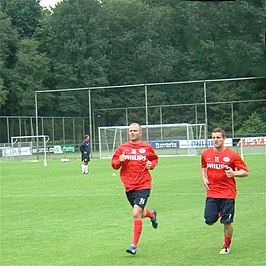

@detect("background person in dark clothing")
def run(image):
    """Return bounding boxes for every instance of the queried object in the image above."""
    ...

[79,135,91,174]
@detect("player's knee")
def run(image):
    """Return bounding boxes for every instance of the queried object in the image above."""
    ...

[132,206,143,219]
[205,215,218,225]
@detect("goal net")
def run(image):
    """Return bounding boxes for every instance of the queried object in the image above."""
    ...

[11,135,50,165]
[236,137,266,160]
[98,123,206,158]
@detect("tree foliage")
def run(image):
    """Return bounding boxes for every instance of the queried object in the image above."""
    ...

[0,0,42,38]
[9,39,50,115]
[0,0,265,135]
[236,112,266,136]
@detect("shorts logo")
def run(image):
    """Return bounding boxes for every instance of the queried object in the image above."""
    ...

[139,198,145,205]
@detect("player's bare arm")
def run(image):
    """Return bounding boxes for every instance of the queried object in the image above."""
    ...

[225,167,249,178]
[201,168,210,190]
[119,152,126,162]
[146,160,152,170]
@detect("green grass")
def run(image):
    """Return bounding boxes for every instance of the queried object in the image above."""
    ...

[1,155,265,265]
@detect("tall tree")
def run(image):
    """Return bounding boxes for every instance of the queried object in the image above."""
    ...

[35,0,108,88]
[101,0,181,85]
[0,0,42,39]
[0,8,18,112]
[34,0,110,116]
[8,39,50,115]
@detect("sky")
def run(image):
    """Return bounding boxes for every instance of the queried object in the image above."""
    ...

[40,0,62,8]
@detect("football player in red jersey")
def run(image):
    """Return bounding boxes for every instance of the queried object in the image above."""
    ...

[201,127,249,254]
[111,123,159,255]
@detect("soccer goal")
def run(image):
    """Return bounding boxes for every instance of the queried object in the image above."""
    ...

[11,135,50,166]
[98,123,206,158]
[236,136,266,160]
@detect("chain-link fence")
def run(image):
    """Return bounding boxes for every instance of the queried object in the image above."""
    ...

[1,96,265,157]
[1,77,265,160]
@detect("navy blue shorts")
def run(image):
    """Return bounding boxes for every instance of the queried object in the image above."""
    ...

[126,189,150,209]
[204,198,235,225]
[81,153,90,162]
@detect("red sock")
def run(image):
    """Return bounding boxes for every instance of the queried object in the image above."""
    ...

[144,208,154,219]
[224,235,232,248]
[132,220,142,247]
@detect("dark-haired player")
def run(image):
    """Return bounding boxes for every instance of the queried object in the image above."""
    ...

[79,135,90,174]
[201,127,249,254]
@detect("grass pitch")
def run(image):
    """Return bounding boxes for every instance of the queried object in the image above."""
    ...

[1,155,265,265]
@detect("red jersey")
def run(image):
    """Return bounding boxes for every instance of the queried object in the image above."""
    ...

[201,147,248,199]
[111,141,158,192]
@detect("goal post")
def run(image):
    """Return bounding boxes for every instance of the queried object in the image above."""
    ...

[98,123,206,158]
[236,137,266,161]
[11,135,50,166]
